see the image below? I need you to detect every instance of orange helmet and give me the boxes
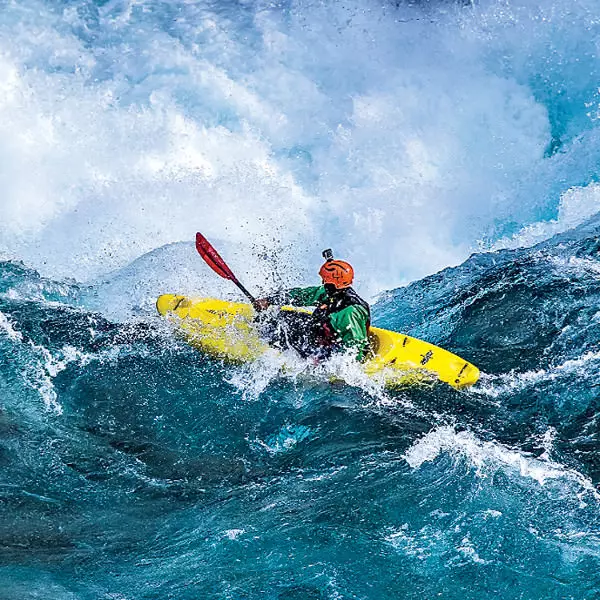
[319,259,354,289]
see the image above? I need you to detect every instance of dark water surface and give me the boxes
[2,217,600,598]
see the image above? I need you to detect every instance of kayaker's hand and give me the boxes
[253,298,270,312]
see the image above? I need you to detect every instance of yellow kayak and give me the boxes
[156,294,479,389]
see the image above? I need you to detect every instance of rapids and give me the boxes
[2,0,600,598]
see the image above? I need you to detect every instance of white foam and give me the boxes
[226,345,391,403]
[0,312,63,413]
[222,529,245,541]
[493,183,600,251]
[0,310,152,413]
[226,348,293,401]
[384,524,435,560]
[548,254,600,278]
[403,425,599,502]
[457,536,489,565]
[476,349,600,398]
[3,0,590,297]
[0,311,24,342]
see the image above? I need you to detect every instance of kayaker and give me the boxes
[253,250,371,360]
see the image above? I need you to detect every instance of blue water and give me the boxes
[2,0,600,598]
[3,217,600,599]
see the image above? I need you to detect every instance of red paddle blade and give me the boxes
[195,232,238,283]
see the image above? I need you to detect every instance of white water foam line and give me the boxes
[548,254,600,278]
[0,310,24,342]
[0,311,63,413]
[493,183,600,252]
[475,348,600,398]
[403,425,599,504]
[226,347,391,403]
[0,310,153,413]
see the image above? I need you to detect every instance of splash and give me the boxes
[226,345,392,403]
[493,183,600,251]
[3,2,600,597]
[1,0,600,296]
[403,425,599,500]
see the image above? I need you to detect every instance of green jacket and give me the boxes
[284,285,370,360]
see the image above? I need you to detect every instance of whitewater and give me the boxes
[1,0,600,598]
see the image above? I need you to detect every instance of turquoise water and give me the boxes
[2,0,600,598]
[2,217,600,598]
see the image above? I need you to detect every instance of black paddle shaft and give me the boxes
[233,279,256,303]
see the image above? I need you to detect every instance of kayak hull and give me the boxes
[156,294,479,389]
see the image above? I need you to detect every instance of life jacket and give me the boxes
[312,287,371,345]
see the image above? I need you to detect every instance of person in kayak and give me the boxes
[253,250,371,360]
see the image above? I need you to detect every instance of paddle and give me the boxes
[195,232,256,303]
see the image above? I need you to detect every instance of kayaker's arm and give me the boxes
[286,285,328,306]
[328,305,370,360]
[255,285,328,310]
